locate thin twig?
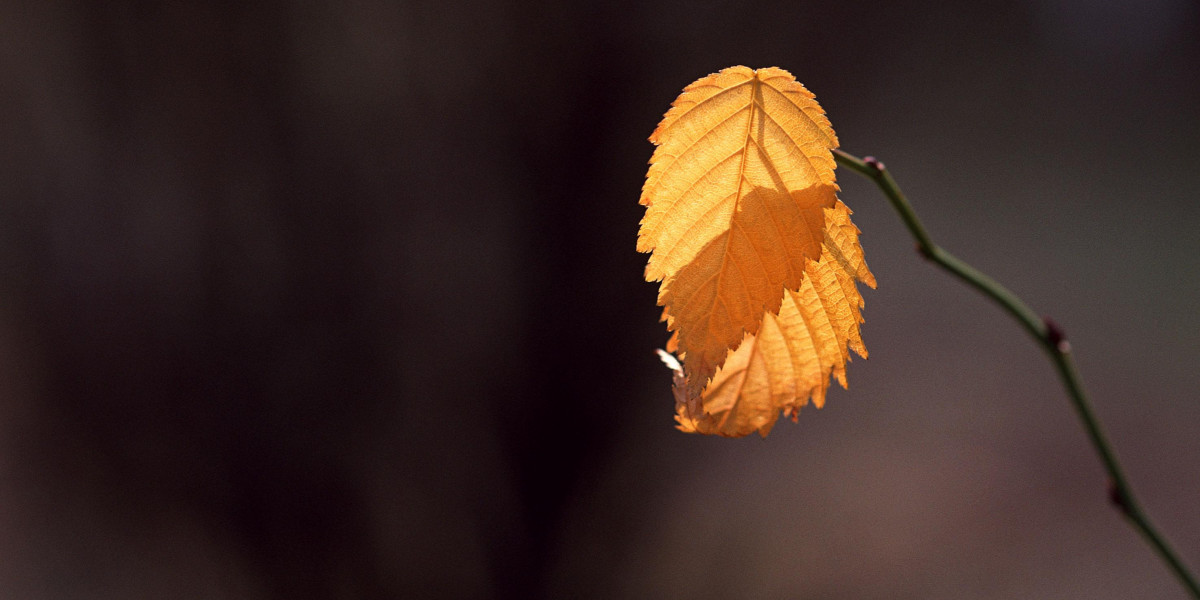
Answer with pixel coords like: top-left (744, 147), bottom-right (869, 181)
top-left (833, 148), bottom-right (1200, 599)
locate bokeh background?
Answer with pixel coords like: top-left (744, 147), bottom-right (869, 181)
top-left (2, 0), bottom-right (1199, 598)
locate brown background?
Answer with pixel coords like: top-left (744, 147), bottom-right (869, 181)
top-left (2, 0), bottom-right (1199, 598)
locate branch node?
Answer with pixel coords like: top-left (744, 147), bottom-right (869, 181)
top-left (1043, 316), bottom-right (1072, 354)
top-left (838, 147), bottom-right (1200, 598)
top-left (1108, 479), bottom-right (1131, 515)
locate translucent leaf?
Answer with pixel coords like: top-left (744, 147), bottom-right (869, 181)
top-left (639, 66), bottom-right (841, 396)
top-left (670, 201), bottom-right (875, 437)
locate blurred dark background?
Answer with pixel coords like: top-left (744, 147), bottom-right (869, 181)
top-left (2, 0), bottom-right (1199, 598)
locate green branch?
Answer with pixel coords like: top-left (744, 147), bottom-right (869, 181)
top-left (834, 148), bottom-right (1200, 599)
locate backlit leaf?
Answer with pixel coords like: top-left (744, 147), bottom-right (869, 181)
top-left (640, 66), bottom-right (873, 436)
top-left (671, 201), bottom-right (875, 437)
top-left (639, 66), bottom-right (841, 397)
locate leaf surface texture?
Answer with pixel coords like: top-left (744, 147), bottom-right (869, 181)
top-left (670, 201), bottom-right (875, 437)
top-left (639, 66), bottom-right (840, 396)
top-left (640, 66), bottom-right (874, 436)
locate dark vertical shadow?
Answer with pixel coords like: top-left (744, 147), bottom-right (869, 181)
top-left (22, 2), bottom-right (386, 598)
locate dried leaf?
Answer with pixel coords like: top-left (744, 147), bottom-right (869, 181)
top-left (640, 67), bottom-right (873, 436)
top-left (672, 201), bottom-right (875, 437)
top-left (639, 66), bottom-right (841, 396)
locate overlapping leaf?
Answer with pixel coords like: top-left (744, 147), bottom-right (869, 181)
top-left (639, 66), bottom-right (841, 397)
top-left (669, 201), bottom-right (875, 437)
top-left (640, 66), bottom-right (874, 436)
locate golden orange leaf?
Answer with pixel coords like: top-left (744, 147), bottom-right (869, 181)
top-left (640, 66), bottom-right (873, 436)
top-left (670, 201), bottom-right (875, 437)
top-left (638, 66), bottom-right (841, 397)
